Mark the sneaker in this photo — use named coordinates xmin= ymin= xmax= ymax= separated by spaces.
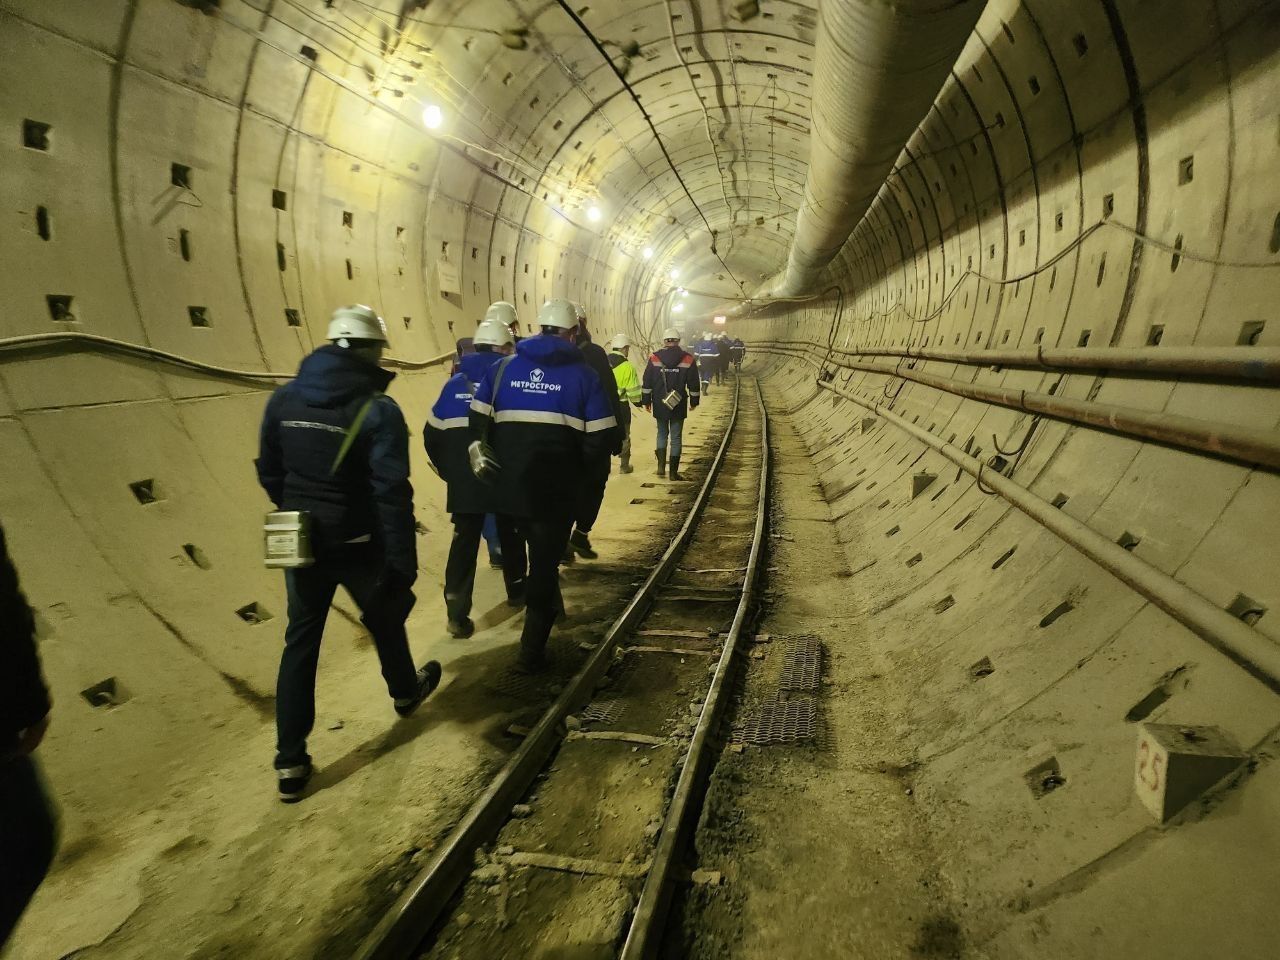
xmin=277 ymin=763 xmax=312 ymax=803
xmin=568 ymin=529 xmax=598 ymax=560
xmin=447 ymin=617 xmax=475 ymax=639
xmin=394 ymin=661 xmax=443 ymax=717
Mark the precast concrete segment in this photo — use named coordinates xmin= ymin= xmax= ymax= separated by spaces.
xmin=813 ymin=377 xmax=1280 ymax=694
xmin=770 ymin=0 xmax=987 ymax=298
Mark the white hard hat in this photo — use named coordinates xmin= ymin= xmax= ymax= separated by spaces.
xmin=610 ymin=333 xmax=630 ymax=350
xmin=538 ymin=298 xmax=579 ymax=330
xmin=473 ymin=318 xmax=514 ymax=347
xmin=484 ymin=301 xmax=518 ymax=328
xmin=662 ymin=327 xmax=680 ymax=342
xmin=328 ymin=304 xmax=388 ymax=344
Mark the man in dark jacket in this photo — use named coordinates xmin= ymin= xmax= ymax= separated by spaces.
xmin=256 ymin=304 xmax=441 ymax=802
xmin=424 ymin=318 xmax=525 ymax=638
xmin=713 ymin=334 xmax=731 ymax=385
xmin=641 ymin=327 xmax=700 ymax=480
xmin=729 ymin=337 xmax=745 ymax=371
xmin=565 ymin=304 xmax=623 ymax=561
xmin=469 ymin=298 xmax=616 ymax=670
xmin=1 ymin=522 xmax=57 ymax=948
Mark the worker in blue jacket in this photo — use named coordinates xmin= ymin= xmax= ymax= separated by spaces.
xmin=257 ymin=304 xmax=441 ymax=802
xmin=424 ymin=319 xmax=525 ymax=638
xmin=468 ymin=299 xmax=617 ymax=671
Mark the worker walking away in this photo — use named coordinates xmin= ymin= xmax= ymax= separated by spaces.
xmin=425 ymin=319 xmax=526 ymax=639
xmin=565 ymin=305 xmax=623 ymax=561
xmin=641 ymin=327 xmax=700 ymax=480
xmin=468 ymin=299 xmax=616 ymax=671
xmin=730 ymin=336 xmax=745 ymax=372
xmin=1 ymin=522 xmax=58 ymax=948
xmin=478 ymin=301 xmax=523 ymax=569
xmin=257 ymin=304 xmax=441 ymax=803
xmin=713 ymin=334 xmax=731 ymax=386
xmin=608 ymin=333 xmax=642 ymax=474
xmin=693 ymin=332 xmax=717 ymax=395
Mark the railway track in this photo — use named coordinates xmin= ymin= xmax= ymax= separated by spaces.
xmin=353 ymin=376 xmax=770 ymax=960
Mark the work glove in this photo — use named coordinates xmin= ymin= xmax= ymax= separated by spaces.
xmin=468 ymin=440 xmax=501 ymax=482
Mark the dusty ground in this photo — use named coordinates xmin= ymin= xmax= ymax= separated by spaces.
xmin=668 ymin=385 xmax=973 ymax=960
xmin=5 ymin=391 xmax=731 ymax=960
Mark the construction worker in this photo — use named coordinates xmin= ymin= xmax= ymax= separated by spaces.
xmin=641 ymin=327 xmax=700 ymax=480
xmin=729 ymin=336 xmax=745 ymax=371
xmin=608 ymin=333 xmax=642 ymax=474
xmin=256 ymin=304 xmax=442 ymax=802
xmin=1 ymin=522 xmax=57 ymax=948
xmin=693 ymin=331 xmax=717 ymax=395
xmin=565 ymin=305 xmax=623 ymax=561
xmin=468 ymin=299 xmax=616 ymax=671
xmin=714 ymin=333 xmax=731 ymax=385
xmin=478 ymin=302 xmax=522 ymax=569
xmin=424 ymin=319 xmax=526 ymax=638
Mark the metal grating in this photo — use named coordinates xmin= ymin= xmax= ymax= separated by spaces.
xmin=733 ymin=696 xmax=819 ymax=745
xmin=778 ymin=635 xmax=823 ymax=691
xmin=486 ymin=669 xmax=551 ymax=700
xmin=580 ymin=697 xmax=626 ymax=725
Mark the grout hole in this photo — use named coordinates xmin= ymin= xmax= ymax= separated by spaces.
xmin=170 ymin=163 xmax=191 ymax=189
xmin=1178 ymin=155 xmax=1194 ymax=185
xmin=933 ymin=595 xmax=955 ymax=615
xmin=342 ymin=210 xmax=353 ymax=228
xmin=236 ymin=602 xmax=273 ymax=625
xmin=1103 ymin=193 xmax=1114 ymax=219
xmin=1051 ymin=492 xmax=1069 ymax=509
xmin=1026 ymin=757 xmax=1065 ymax=798
xmin=1077 ymin=329 xmax=1091 ymax=347
xmin=1147 ymin=324 xmax=1164 ymax=346
xmin=906 ymin=553 xmax=923 ymax=567
xmin=285 ymin=308 xmax=301 ymax=327
xmin=188 ymin=305 xmax=211 ymax=327
xmin=1238 ymin=320 xmax=1265 ymax=346
xmin=36 ymin=205 xmax=52 ymax=241
xmin=1118 ymin=531 xmax=1141 ymax=551
xmin=970 ymin=656 xmax=994 ymax=680
xmin=1226 ymin=592 xmax=1267 ymax=626
xmin=80 ymin=677 xmax=124 ymax=708
xmin=1039 ymin=599 xmax=1075 ymax=628
xmin=885 ymin=525 xmax=900 ymax=537
xmin=403 ymin=316 xmax=412 ymax=329
xmin=272 ymin=189 xmax=287 ymax=210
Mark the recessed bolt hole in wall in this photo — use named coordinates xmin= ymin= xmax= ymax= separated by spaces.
xmin=934 ymin=595 xmax=956 ymax=615
xmin=970 ymin=657 xmax=995 ymax=680
xmin=1051 ymin=493 xmax=1069 ymax=509
xmin=182 ymin=544 xmax=211 ymax=570
xmin=35 ymin=205 xmax=51 ymax=241
xmin=188 ymin=306 xmax=210 ymax=328
xmin=80 ymin=677 xmax=125 ymax=708
xmin=992 ymin=546 xmax=1017 ymax=569
xmin=22 ymin=118 xmax=51 ymax=150
xmin=129 ymin=479 xmax=161 ymax=505
xmin=1147 ymin=324 xmax=1164 ymax=346
xmin=179 ymin=228 xmax=191 ymax=261
xmin=271 ymin=189 xmax=287 ymax=210
xmin=1118 ymin=531 xmax=1142 ymax=551
xmin=1039 ymin=600 xmax=1076 ymax=628
xmin=285 ymin=308 xmax=301 ymax=327
xmin=1226 ymin=593 xmax=1267 ymax=626
xmin=46 ymin=294 xmax=75 ymax=322
xmin=170 ymin=163 xmax=191 ymax=189
xmin=235 ymin=603 xmax=273 ymax=625
xmin=1239 ymin=320 xmax=1265 ymax=346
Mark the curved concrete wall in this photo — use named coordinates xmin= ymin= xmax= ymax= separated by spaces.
xmin=1 ymin=0 xmax=1278 ymax=956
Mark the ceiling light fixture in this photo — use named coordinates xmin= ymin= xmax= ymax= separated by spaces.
xmin=422 ymin=104 xmax=443 ymax=130
xmin=643 ymin=247 xmax=654 ymax=259
xmin=587 ymin=205 xmax=602 ymax=222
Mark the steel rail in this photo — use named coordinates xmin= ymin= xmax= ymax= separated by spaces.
xmin=352 ymin=379 xmax=745 ymax=960
xmin=620 ymin=379 xmax=771 ymax=959
xmin=754 ymin=342 xmax=1280 ymax=472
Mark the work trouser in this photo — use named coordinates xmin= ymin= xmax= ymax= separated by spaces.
xmin=575 ymin=453 xmax=612 ymax=534
xmin=714 ymin=361 xmax=725 ymax=385
xmin=517 ymin=516 xmax=572 ymax=659
xmin=276 ymin=544 xmax=419 ymax=769
xmin=445 ymin=512 xmax=527 ymax=621
xmin=0 ymin=755 xmax=57 ymax=949
xmin=616 ymin=404 xmax=632 ymax=463
xmin=656 ymin=417 xmax=684 ymax=460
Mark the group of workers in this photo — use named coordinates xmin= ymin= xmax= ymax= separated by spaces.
xmin=253 ymin=301 xmax=733 ymax=802
xmin=692 ymin=332 xmax=746 ymax=393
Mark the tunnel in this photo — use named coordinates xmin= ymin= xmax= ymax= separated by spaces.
xmin=2 ymin=0 xmax=1279 ymax=958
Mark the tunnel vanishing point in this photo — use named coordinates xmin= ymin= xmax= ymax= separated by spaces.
xmin=2 ymin=0 xmax=1279 ymax=958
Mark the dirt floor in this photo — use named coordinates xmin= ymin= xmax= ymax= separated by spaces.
xmin=4 ymin=391 xmax=731 ymax=960
xmin=668 ymin=387 xmax=973 ymax=960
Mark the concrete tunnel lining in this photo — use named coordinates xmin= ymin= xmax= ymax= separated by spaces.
xmin=2 ymin=0 xmax=1279 ymax=957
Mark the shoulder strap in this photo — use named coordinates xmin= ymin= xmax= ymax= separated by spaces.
xmin=329 ymin=393 xmax=380 ymax=475
xmin=481 ymin=354 xmax=519 ymax=442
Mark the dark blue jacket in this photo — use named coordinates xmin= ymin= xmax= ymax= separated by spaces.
xmin=256 ymin=345 xmax=416 ymax=579
xmin=642 ymin=345 xmax=700 ymax=421
xmin=469 ymin=334 xmax=616 ymax=519
xmin=424 ymin=350 xmax=504 ymax=516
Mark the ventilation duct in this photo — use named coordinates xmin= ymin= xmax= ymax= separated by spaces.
xmin=772 ymin=0 xmax=986 ymax=298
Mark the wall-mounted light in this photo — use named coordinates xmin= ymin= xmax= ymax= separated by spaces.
xmin=669 ymin=268 xmax=680 ymax=279
xmin=422 ymin=104 xmax=444 ymax=130
xmin=587 ymin=205 xmax=602 ymax=222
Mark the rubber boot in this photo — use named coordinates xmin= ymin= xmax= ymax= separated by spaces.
xmin=669 ymin=456 xmax=682 ymax=481
xmin=515 ymin=609 xmax=556 ymax=672
xmin=656 ymin=451 xmax=666 ymax=479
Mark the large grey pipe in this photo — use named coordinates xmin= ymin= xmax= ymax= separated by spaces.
xmin=772 ymin=0 xmax=986 ymax=298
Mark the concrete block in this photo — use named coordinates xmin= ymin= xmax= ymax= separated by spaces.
xmin=912 ymin=471 xmax=937 ymax=498
xmin=1135 ymin=723 xmax=1247 ymax=822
